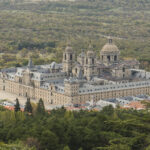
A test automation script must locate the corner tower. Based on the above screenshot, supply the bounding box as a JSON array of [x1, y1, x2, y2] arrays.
[[63, 44, 75, 75]]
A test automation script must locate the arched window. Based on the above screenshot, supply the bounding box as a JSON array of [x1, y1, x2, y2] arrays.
[[123, 74, 125, 78], [19, 78, 21, 83], [123, 67, 125, 72], [65, 54, 66, 60], [107, 56, 110, 62], [51, 99, 53, 104], [70, 54, 72, 60], [114, 55, 117, 61], [86, 58, 88, 64], [92, 58, 94, 64], [75, 68, 78, 73]]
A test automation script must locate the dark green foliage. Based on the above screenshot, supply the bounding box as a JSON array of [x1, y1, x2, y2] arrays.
[[1, 106, 150, 150], [63, 145, 70, 150], [40, 130, 59, 150], [14, 98, 20, 112], [0, 106, 6, 111], [101, 105, 114, 116], [24, 98, 32, 113], [36, 98, 45, 115]]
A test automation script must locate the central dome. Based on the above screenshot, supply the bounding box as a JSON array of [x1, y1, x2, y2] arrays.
[[101, 39, 119, 53], [65, 46, 73, 52]]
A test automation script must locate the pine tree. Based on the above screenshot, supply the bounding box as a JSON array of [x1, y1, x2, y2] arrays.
[[14, 98, 20, 112], [24, 98, 32, 113], [37, 98, 45, 114]]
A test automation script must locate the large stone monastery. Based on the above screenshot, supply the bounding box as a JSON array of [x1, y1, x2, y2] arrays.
[[1, 39, 150, 105]]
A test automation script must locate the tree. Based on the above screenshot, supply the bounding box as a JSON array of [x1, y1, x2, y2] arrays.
[[24, 98, 32, 113], [141, 100, 150, 110], [40, 130, 59, 150], [31, 102, 38, 115], [63, 145, 70, 150], [101, 105, 114, 116], [36, 98, 45, 114], [14, 98, 20, 112]]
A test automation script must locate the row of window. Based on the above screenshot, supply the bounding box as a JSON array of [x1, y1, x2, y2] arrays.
[[101, 55, 118, 62], [64, 54, 73, 61]]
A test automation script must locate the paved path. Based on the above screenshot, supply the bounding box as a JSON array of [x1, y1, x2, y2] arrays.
[[0, 90, 37, 105], [0, 90, 58, 109]]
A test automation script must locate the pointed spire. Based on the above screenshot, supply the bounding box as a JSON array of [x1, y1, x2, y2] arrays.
[[88, 44, 93, 50], [78, 68, 83, 80], [66, 37, 71, 47], [87, 43, 95, 57], [65, 40, 73, 53], [80, 49, 85, 57], [67, 41, 71, 47], [28, 58, 33, 68], [88, 40, 94, 51]]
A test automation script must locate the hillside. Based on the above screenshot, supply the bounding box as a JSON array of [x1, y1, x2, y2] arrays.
[[0, 0, 150, 69]]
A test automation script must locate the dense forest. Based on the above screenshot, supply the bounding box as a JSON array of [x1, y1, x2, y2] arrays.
[[1, 99, 150, 150], [0, 0, 150, 70]]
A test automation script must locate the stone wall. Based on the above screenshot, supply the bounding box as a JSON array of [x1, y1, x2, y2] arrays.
[[1, 77, 150, 106]]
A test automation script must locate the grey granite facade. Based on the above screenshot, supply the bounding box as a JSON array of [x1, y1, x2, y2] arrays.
[[0, 39, 149, 105]]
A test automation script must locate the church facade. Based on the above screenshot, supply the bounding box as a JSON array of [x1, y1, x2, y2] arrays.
[[1, 39, 150, 105]]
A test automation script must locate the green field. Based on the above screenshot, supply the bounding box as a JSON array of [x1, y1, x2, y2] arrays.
[[0, 0, 150, 69]]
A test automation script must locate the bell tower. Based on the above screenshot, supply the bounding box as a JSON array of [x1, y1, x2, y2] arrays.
[[63, 44, 75, 76], [84, 45, 97, 80]]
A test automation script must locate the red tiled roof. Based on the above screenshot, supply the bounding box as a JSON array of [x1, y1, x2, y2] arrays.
[[123, 101, 145, 110], [4, 106, 24, 111]]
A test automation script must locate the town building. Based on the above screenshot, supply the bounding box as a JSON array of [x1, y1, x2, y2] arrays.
[[1, 39, 150, 105]]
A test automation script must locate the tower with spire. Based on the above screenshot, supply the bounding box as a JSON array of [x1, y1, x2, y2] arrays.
[[27, 58, 33, 68], [62, 43, 75, 76], [83, 44, 98, 80], [77, 49, 85, 66]]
